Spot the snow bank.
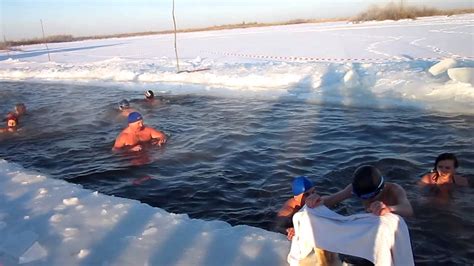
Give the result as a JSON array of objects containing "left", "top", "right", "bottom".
[
  {"left": 0, "top": 160, "right": 289, "bottom": 266},
  {"left": 2, "top": 58, "right": 473, "bottom": 114}
]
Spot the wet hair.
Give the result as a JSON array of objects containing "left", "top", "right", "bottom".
[
  {"left": 145, "top": 90, "right": 154, "bottom": 99},
  {"left": 434, "top": 153, "right": 459, "bottom": 170},
  {"left": 352, "top": 165, "right": 383, "bottom": 199},
  {"left": 432, "top": 153, "right": 459, "bottom": 183},
  {"left": 119, "top": 99, "right": 130, "bottom": 110}
]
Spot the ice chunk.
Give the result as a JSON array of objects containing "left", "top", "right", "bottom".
[
  {"left": 77, "top": 249, "right": 90, "bottom": 259},
  {"left": 19, "top": 242, "right": 47, "bottom": 264},
  {"left": 0, "top": 231, "right": 37, "bottom": 261},
  {"left": 63, "top": 197, "right": 79, "bottom": 206},
  {"left": 428, "top": 58, "right": 458, "bottom": 76},
  {"left": 447, "top": 67, "right": 474, "bottom": 85}
]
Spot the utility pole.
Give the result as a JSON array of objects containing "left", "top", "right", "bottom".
[
  {"left": 3, "top": 35, "right": 10, "bottom": 57},
  {"left": 172, "top": 0, "right": 180, "bottom": 72},
  {"left": 40, "top": 19, "right": 51, "bottom": 61}
]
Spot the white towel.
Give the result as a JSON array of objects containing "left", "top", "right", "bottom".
[{"left": 288, "top": 206, "right": 414, "bottom": 266}]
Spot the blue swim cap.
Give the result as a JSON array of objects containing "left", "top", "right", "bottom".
[
  {"left": 292, "top": 176, "right": 313, "bottom": 196},
  {"left": 128, "top": 112, "right": 143, "bottom": 123}
]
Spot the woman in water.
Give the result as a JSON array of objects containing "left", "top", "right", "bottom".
[
  {"left": 0, "top": 112, "right": 18, "bottom": 133},
  {"left": 420, "top": 153, "right": 469, "bottom": 187}
]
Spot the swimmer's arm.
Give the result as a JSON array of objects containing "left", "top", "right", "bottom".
[
  {"left": 276, "top": 199, "right": 297, "bottom": 240},
  {"left": 277, "top": 199, "right": 296, "bottom": 218},
  {"left": 150, "top": 128, "right": 167, "bottom": 144},
  {"left": 387, "top": 184, "right": 413, "bottom": 217},
  {"left": 321, "top": 184, "right": 352, "bottom": 208},
  {"left": 112, "top": 135, "right": 126, "bottom": 150}
]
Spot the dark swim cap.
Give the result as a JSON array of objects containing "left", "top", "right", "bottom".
[
  {"left": 128, "top": 112, "right": 143, "bottom": 123},
  {"left": 352, "top": 165, "right": 384, "bottom": 199},
  {"left": 292, "top": 176, "right": 314, "bottom": 196},
  {"left": 119, "top": 99, "right": 130, "bottom": 110},
  {"left": 145, "top": 90, "right": 154, "bottom": 99}
]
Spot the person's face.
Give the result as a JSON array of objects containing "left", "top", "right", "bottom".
[
  {"left": 7, "top": 119, "right": 17, "bottom": 128},
  {"left": 15, "top": 106, "right": 25, "bottom": 115},
  {"left": 436, "top": 159, "right": 456, "bottom": 177},
  {"left": 130, "top": 119, "right": 144, "bottom": 131},
  {"left": 294, "top": 187, "right": 316, "bottom": 206}
]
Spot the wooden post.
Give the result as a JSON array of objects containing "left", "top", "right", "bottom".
[
  {"left": 40, "top": 19, "right": 51, "bottom": 61},
  {"left": 172, "top": 0, "right": 180, "bottom": 72},
  {"left": 3, "top": 35, "right": 10, "bottom": 57}
]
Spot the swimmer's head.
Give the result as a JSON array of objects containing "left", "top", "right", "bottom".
[
  {"left": 434, "top": 153, "right": 458, "bottom": 177},
  {"left": 119, "top": 99, "right": 130, "bottom": 110},
  {"left": 6, "top": 112, "right": 18, "bottom": 128},
  {"left": 145, "top": 90, "right": 154, "bottom": 99},
  {"left": 352, "top": 165, "right": 384, "bottom": 200},
  {"left": 15, "top": 103, "right": 26, "bottom": 115},
  {"left": 7, "top": 118, "right": 17, "bottom": 128},
  {"left": 128, "top": 112, "right": 143, "bottom": 124},
  {"left": 292, "top": 176, "right": 314, "bottom": 196}
]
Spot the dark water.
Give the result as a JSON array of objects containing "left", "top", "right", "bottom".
[{"left": 1, "top": 81, "right": 473, "bottom": 265}]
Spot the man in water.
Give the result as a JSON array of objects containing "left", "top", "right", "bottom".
[
  {"left": 143, "top": 89, "right": 167, "bottom": 106},
  {"left": 113, "top": 112, "right": 167, "bottom": 152},
  {"left": 14, "top": 103, "right": 27, "bottom": 118},
  {"left": 306, "top": 165, "right": 413, "bottom": 217},
  {"left": 277, "top": 176, "right": 316, "bottom": 240},
  {"left": 305, "top": 165, "right": 413, "bottom": 265},
  {"left": 118, "top": 99, "right": 137, "bottom": 117},
  {"left": 145, "top": 90, "right": 154, "bottom": 101},
  {"left": 278, "top": 176, "right": 340, "bottom": 264}
]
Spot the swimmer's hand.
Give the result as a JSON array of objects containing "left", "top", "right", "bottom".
[
  {"left": 367, "top": 201, "right": 391, "bottom": 216},
  {"left": 130, "top": 145, "right": 143, "bottom": 152},
  {"left": 151, "top": 137, "right": 167, "bottom": 146},
  {"left": 286, "top": 227, "right": 295, "bottom": 241},
  {"left": 306, "top": 193, "right": 323, "bottom": 208}
]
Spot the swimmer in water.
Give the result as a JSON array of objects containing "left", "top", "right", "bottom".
[
  {"left": 0, "top": 112, "right": 18, "bottom": 133},
  {"left": 306, "top": 165, "right": 413, "bottom": 217},
  {"left": 112, "top": 112, "right": 167, "bottom": 152},
  {"left": 14, "top": 103, "right": 27, "bottom": 118},
  {"left": 277, "top": 176, "right": 316, "bottom": 241},
  {"left": 118, "top": 99, "right": 137, "bottom": 117},
  {"left": 420, "top": 153, "right": 469, "bottom": 187}
]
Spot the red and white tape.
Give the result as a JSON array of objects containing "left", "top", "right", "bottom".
[{"left": 204, "top": 51, "right": 474, "bottom": 63}]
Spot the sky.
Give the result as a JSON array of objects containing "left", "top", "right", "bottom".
[{"left": 1, "top": 0, "right": 473, "bottom": 41}]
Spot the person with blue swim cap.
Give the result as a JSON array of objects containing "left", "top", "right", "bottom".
[
  {"left": 113, "top": 112, "right": 167, "bottom": 152},
  {"left": 277, "top": 176, "right": 317, "bottom": 241}
]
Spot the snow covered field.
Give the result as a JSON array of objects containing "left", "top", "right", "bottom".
[
  {"left": 1, "top": 14, "right": 474, "bottom": 114},
  {"left": 1, "top": 14, "right": 474, "bottom": 265}
]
